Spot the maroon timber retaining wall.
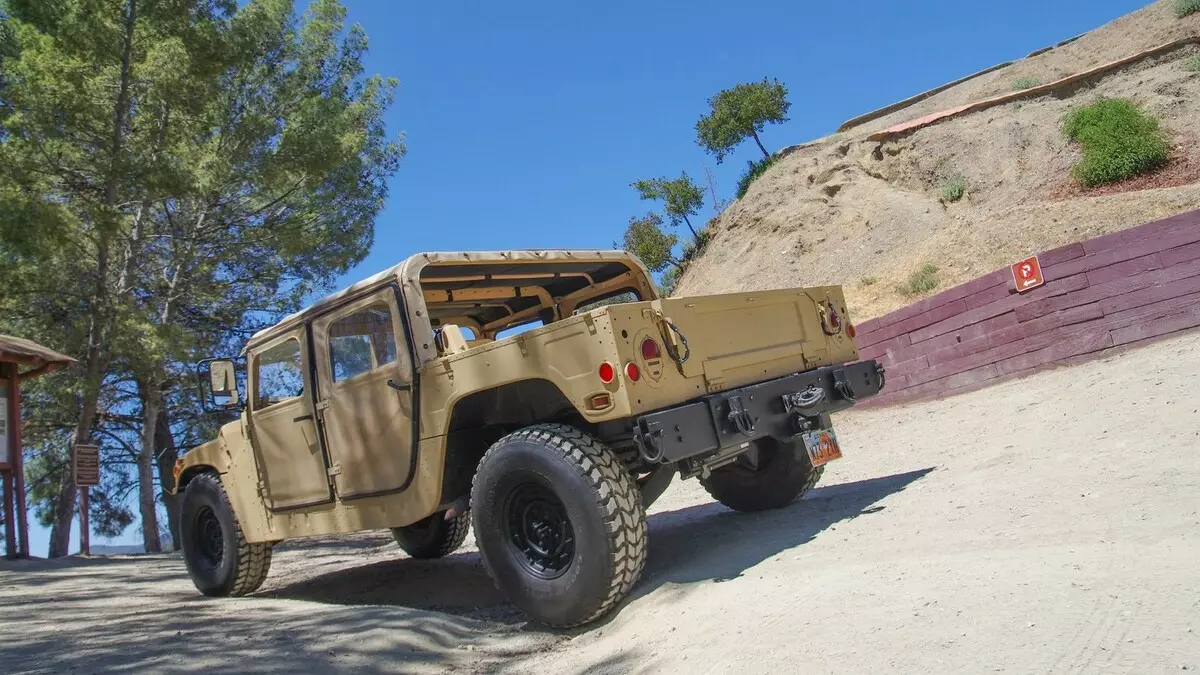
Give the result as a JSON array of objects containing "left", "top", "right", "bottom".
[{"left": 855, "top": 209, "right": 1200, "bottom": 407}]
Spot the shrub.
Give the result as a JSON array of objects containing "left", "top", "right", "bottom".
[
  {"left": 735, "top": 155, "right": 778, "bottom": 199},
  {"left": 1184, "top": 55, "right": 1200, "bottom": 72},
  {"left": 1062, "top": 99, "right": 1169, "bottom": 187},
  {"left": 940, "top": 173, "right": 966, "bottom": 202},
  {"left": 1176, "top": 0, "right": 1200, "bottom": 18},
  {"left": 680, "top": 228, "right": 711, "bottom": 262},
  {"left": 860, "top": 276, "right": 878, "bottom": 287},
  {"left": 896, "top": 264, "right": 940, "bottom": 296},
  {"left": 1012, "top": 76, "right": 1042, "bottom": 91},
  {"left": 659, "top": 267, "right": 680, "bottom": 296}
]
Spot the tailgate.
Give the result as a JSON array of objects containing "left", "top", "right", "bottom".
[{"left": 656, "top": 287, "right": 858, "bottom": 392}]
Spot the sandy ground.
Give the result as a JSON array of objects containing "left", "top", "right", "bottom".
[
  {"left": 3, "top": 331, "right": 1200, "bottom": 674},
  {"left": 676, "top": 1, "right": 1200, "bottom": 321}
]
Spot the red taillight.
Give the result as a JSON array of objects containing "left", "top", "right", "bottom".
[
  {"left": 598, "top": 361, "right": 616, "bottom": 383},
  {"left": 625, "top": 362, "right": 641, "bottom": 382},
  {"left": 847, "top": 323, "right": 857, "bottom": 339},
  {"left": 640, "top": 338, "right": 661, "bottom": 360}
]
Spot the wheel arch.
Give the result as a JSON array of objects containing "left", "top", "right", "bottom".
[
  {"left": 438, "top": 378, "right": 582, "bottom": 505},
  {"left": 177, "top": 464, "right": 220, "bottom": 492}
]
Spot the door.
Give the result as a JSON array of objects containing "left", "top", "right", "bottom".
[
  {"left": 247, "top": 330, "right": 331, "bottom": 510},
  {"left": 311, "top": 287, "right": 416, "bottom": 499}
]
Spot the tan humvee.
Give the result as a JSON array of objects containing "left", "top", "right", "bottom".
[{"left": 175, "top": 250, "right": 884, "bottom": 626}]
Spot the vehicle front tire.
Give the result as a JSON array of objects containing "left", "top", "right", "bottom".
[
  {"left": 471, "top": 424, "right": 647, "bottom": 628},
  {"left": 180, "top": 472, "right": 272, "bottom": 597},
  {"left": 391, "top": 510, "right": 471, "bottom": 559},
  {"left": 699, "top": 436, "right": 825, "bottom": 512}
]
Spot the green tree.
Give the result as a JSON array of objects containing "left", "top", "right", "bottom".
[
  {"left": 695, "top": 78, "right": 790, "bottom": 162},
  {"left": 658, "top": 267, "right": 680, "bottom": 297},
  {"left": 0, "top": 0, "right": 403, "bottom": 556},
  {"left": 619, "top": 213, "right": 681, "bottom": 274},
  {"left": 631, "top": 172, "right": 705, "bottom": 239}
]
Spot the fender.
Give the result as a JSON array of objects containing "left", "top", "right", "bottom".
[{"left": 172, "top": 420, "right": 238, "bottom": 493}]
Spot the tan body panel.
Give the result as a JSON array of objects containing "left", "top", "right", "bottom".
[
  {"left": 419, "top": 311, "right": 629, "bottom": 438},
  {"left": 178, "top": 418, "right": 443, "bottom": 544},
  {"left": 605, "top": 287, "right": 860, "bottom": 415}
]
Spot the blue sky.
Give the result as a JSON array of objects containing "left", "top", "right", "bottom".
[
  {"left": 28, "top": 0, "right": 1149, "bottom": 555},
  {"left": 332, "top": 0, "right": 1149, "bottom": 290}
]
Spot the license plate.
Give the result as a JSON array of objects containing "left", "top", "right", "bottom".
[{"left": 801, "top": 429, "right": 843, "bottom": 467}]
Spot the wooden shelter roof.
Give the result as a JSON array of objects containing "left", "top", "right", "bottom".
[{"left": 0, "top": 334, "right": 76, "bottom": 379}]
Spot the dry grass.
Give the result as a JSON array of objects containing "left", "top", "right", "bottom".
[
  {"left": 1012, "top": 76, "right": 1043, "bottom": 90},
  {"left": 896, "top": 264, "right": 940, "bottom": 296}
]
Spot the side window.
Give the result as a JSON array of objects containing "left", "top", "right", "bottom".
[
  {"left": 329, "top": 302, "right": 397, "bottom": 382},
  {"left": 255, "top": 339, "right": 304, "bottom": 409}
]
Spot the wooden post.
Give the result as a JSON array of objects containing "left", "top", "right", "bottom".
[
  {"left": 2, "top": 364, "right": 12, "bottom": 559},
  {"left": 79, "top": 486, "right": 90, "bottom": 556},
  {"left": 2, "top": 472, "right": 14, "bottom": 559},
  {"left": 11, "top": 364, "right": 29, "bottom": 558}
]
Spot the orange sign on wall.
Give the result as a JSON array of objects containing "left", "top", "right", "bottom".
[{"left": 1011, "top": 255, "right": 1045, "bottom": 293}]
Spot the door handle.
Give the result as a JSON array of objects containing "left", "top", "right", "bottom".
[
  {"left": 386, "top": 379, "right": 411, "bottom": 392},
  {"left": 292, "top": 414, "right": 314, "bottom": 423}
]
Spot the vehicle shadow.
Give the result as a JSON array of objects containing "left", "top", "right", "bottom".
[
  {"left": 264, "top": 468, "right": 933, "bottom": 628},
  {"left": 633, "top": 467, "right": 934, "bottom": 594},
  {"left": 262, "top": 550, "right": 525, "bottom": 623}
]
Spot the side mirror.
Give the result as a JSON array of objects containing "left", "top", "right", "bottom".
[{"left": 202, "top": 358, "right": 241, "bottom": 408}]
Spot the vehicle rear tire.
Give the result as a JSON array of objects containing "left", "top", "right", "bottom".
[
  {"left": 471, "top": 424, "right": 647, "bottom": 628},
  {"left": 699, "top": 436, "right": 825, "bottom": 512},
  {"left": 391, "top": 510, "right": 471, "bottom": 559},
  {"left": 180, "top": 472, "right": 272, "bottom": 596}
]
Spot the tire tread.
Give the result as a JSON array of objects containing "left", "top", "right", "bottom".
[
  {"left": 472, "top": 423, "right": 647, "bottom": 627},
  {"left": 191, "top": 472, "right": 272, "bottom": 596}
]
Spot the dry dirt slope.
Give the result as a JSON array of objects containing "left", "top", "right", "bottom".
[{"left": 677, "top": 0, "right": 1200, "bottom": 321}]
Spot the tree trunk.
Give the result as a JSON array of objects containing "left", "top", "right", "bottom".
[
  {"left": 49, "top": 0, "right": 138, "bottom": 559},
  {"left": 682, "top": 215, "right": 699, "bottom": 240},
  {"left": 154, "top": 404, "right": 181, "bottom": 550},
  {"left": 48, "top": 260, "right": 108, "bottom": 558},
  {"left": 138, "top": 383, "right": 163, "bottom": 553},
  {"left": 750, "top": 129, "right": 770, "bottom": 159}
]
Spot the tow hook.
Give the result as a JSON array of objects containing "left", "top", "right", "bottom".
[
  {"left": 832, "top": 368, "right": 857, "bottom": 403},
  {"left": 782, "top": 384, "right": 825, "bottom": 411},
  {"left": 633, "top": 418, "right": 666, "bottom": 464},
  {"left": 726, "top": 396, "right": 756, "bottom": 436},
  {"left": 782, "top": 385, "right": 825, "bottom": 434}
]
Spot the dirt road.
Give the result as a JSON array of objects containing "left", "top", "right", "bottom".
[{"left": 3, "top": 332, "right": 1199, "bottom": 674}]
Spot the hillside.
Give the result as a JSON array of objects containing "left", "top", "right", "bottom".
[{"left": 677, "top": 0, "right": 1200, "bottom": 321}]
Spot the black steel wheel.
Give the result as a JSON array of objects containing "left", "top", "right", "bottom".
[
  {"left": 504, "top": 482, "right": 575, "bottom": 579},
  {"left": 699, "top": 436, "right": 825, "bottom": 512},
  {"left": 195, "top": 506, "right": 225, "bottom": 566},
  {"left": 471, "top": 424, "right": 647, "bottom": 628},
  {"left": 180, "top": 473, "right": 272, "bottom": 597}
]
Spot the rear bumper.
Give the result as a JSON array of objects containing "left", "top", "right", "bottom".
[{"left": 632, "top": 360, "right": 885, "bottom": 464}]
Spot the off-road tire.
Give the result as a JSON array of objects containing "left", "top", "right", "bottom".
[
  {"left": 180, "top": 472, "right": 272, "bottom": 596},
  {"left": 391, "top": 510, "right": 471, "bottom": 559},
  {"left": 471, "top": 424, "right": 647, "bottom": 628},
  {"left": 700, "top": 436, "right": 825, "bottom": 512}
]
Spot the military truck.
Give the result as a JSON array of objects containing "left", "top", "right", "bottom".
[{"left": 175, "top": 250, "right": 884, "bottom": 627}]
